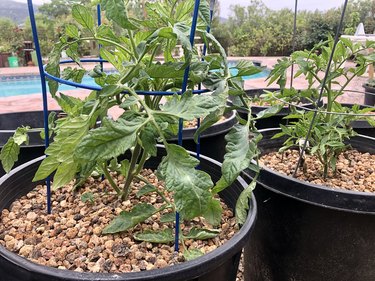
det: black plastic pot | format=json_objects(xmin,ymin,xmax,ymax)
[
  {"xmin": 242, "ymin": 128, "xmax": 375, "ymax": 281},
  {"xmin": 0, "ymin": 145, "xmax": 257, "ymax": 281},
  {"xmin": 170, "ymin": 111, "xmax": 237, "ymax": 162},
  {"xmin": 0, "ymin": 111, "xmax": 60, "ymax": 177},
  {"xmin": 229, "ymin": 88, "xmax": 313, "ymax": 129},
  {"xmin": 363, "ymin": 83, "xmax": 375, "ymax": 106}
]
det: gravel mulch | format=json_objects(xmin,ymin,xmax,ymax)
[
  {"xmin": 0, "ymin": 169, "xmax": 240, "ymax": 273},
  {"xmin": 260, "ymin": 149, "xmax": 375, "ymax": 192}
]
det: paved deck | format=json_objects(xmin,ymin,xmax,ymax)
[{"xmin": 0, "ymin": 57, "xmax": 370, "ymax": 116}]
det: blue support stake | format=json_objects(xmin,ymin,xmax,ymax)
[
  {"xmin": 27, "ymin": 0, "xmax": 52, "ymax": 214},
  {"xmin": 175, "ymin": 0, "xmax": 202, "ymax": 253},
  {"xmin": 97, "ymin": 4, "xmax": 103, "ymax": 72}
]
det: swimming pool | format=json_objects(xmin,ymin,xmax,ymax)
[{"xmin": 0, "ymin": 67, "xmax": 269, "ymax": 98}]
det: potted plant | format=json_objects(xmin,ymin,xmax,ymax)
[
  {"xmin": 242, "ymin": 38, "xmax": 375, "ymax": 281},
  {"xmin": 0, "ymin": 1, "xmax": 261, "ymax": 280}
]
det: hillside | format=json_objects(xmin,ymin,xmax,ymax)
[{"xmin": 0, "ymin": 0, "xmax": 39, "ymax": 24}]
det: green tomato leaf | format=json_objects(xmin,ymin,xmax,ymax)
[
  {"xmin": 184, "ymin": 227, "xmax": 220, "ymax": 240},
  {"xmin": 215, "ymin": 124, "xmax": 260, "ymax": 191},
  {"xmin": 160, "ymin": 212, "xmax": 176, "ymax": 223},
  {"xmin": 134, "ymin": 229, "xmax": 174, "ymax": 244},
  {"xmin": 136, "ymin": 184, "xmax": 157, "ymax": 198},
  {"xmin": 0, "ymin": 138, "xmax": 20, "ymax": 173},
  {"xmin": 72, "ymin": 5, "xmax": 94, "ymax": 31},
  {"xmin": 235, "ymin": 180, "xmax": 256, "ymax": 225},
  {"xmin": 103, "ymin": 203, "xmax": 156, "ymax": 234},
  {"xmin": 160, "ymin": 92, "xmax": 220, "ymax": 121},
  {"xmin": 52, "ymin": 158, "xmax": 78, "ymax": 190},
  {"xmin": 101, "ymin": 0, "xmax": 139, "ymax": 30},
  {"xmin": 65, "ymin": 24, "xmax": 79, "ymax": 38},
  {"xmin": 81, "ymin": 192, "xmax": 94, "ymax": 204},
  {"xmin": 184, "ymin": 248, "xmax": 204, "ymax": 261},
  {"xmin": 157, "ymin": 144, "xmax": 213, "ymax": 220},
  {"xmin": 75, "ymin": 116, "xmax": 146, "ymax": 162},
  {"xmin": 202, "ymin": 198, "xmax": 222, "ymax": 226},
  {"xmin": 33, "ymin": 156, "xmax": 59, "ymax": 181},
  {"xmin": 256, "ymin": 104, "xmax": 283, "ymax": 119},
  {"xmin": 13, "ymin": 127, "xmax": 29, "ymax": 145}
]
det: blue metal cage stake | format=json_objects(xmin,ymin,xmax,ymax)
[{"xmin": 27, "ymin": 0, "xmax": 52, "ymax": 214}]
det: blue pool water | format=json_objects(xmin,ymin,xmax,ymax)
[{"xmin": 0, "ymin": 67, "xmax": 269, "ymax": 98}]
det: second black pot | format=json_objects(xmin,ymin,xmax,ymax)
[{"xmin": 242, "ymin": 128, "xmax": 375, "ymax": 281}]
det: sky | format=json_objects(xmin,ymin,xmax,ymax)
[{"xmin": 17, "ymin": 0, "xmax": 345, "ymax": 18}]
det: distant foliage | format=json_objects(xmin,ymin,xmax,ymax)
[{"xmin": 213, "ymin": 0, "xmax": 375, "ymax": 56}]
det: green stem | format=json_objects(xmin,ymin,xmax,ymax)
[
  {"xmin": 135, "ymin": 174, "xmax": 174, "ymax": 207},
  {"xmin": 134, "ymin": 149, "xmax": 149, "ymax": 176},
  {"xmin": 128, "ymin": 29, "xmax": 139, "ymax": 60},
  {"xmin": 101, "ymin": 163, "xmax": 121, "ymax": 195},
  {"xmin": 122, "ymin": 143, "xmax": 142, "ymax": 200}
]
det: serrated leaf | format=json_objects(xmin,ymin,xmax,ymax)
[
  {"xmin": 184, "ymin": 249, "xmax": 204, "ymax": 261},
  {"xmin": 160, "ymin": 212, "xmax": 176, "ymax": 223},
  {"xmin": 75, "ymin": 116, "xmax": 146, "ymax": 162},
  {"xmin": 103, "ymin": 203, "xmax": 156, "ymax": 234},
  {"xmin": 256, "ymin": 104, "xmax": 283, "ymax": 119},
  {"xmin": 72, "ymin": 5, "xmax": 94, "ymax": 31},
  {"xmin": 81, "ymin": 192, "xmax": 94, "ymax": 204},
  {"xmin": 52, "ymin": 159, "xmax": 78, "ymax": 190},
  {"xmin": 136, "ymin": 184, "xmax": 157, "ymax": 198},
  {"xmin": 134, "ymin": 229, "xmax": 174, "ymax": 243},
  {"xmin": 184, "ymin": 227, "xmax": 220, "ymax": 240},
  {"xmin": 236, "ymin": 180, "xmax": 256, "ymax": 225},
  {"xmin": 202, "ymin": 198, "xmax": 222, "ymax": 226},
  {"xmin": 0, "ymin": 138, "xmax": 20, "ymax": 173},
  {"xmin": 101, "ymin": 0, "xmax": 139, "ymax": 30},
  {"xmin": 120, "ymin": 96, "xmax": 138, "ymax": 109},
  {"xmin": 13, "ymin": 127, "xmax": 29, "ymax": 145},
  {"xmin": 33, "ymin": 156, "xmax": 59, "ymax": 181},
  {"xmin": 65, "ymin": 24, "xmax": 79, "ymax": 38},
  {"xmin": 216, "ymin": 124, "xmax": 259, "ymax": 190},
  {"xmin": 157, "ymin": 144, "xmax": 213, "ymax": 220},
  {"xmin": 160, "ymin": 92, "xmax": 220, "ymax": 121}
]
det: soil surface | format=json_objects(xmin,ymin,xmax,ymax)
[
  {"xmin": 260, "ymin": 149, "xmax": 375, "ymax": 192},
  {"xmin": 0, "ymin": 169, "xmax": 239, "ymax": 273}
]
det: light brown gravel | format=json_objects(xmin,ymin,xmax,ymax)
[
  {"xmin": 260, "ymin": 149, "xmax": 375, "ymax": 192},
  {"xmin": 0, "ymin": 169, "xmax": 239, "ymax": 273}
]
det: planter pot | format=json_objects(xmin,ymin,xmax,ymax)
[
  {"xmin": 0, "ymin": 111, "xmax": 60, "ymax": 177},
  {"xmin": 0, "ymin": 145, "xmax": 257, "ymax": 281},
  {"xmin": 363, "ymin": 84, "xmax": 375, "ymax": 106},
  {"xmin": 242, "ymin": 128, "xmax": 375, "ymax": 281},
  {"xmin": 170, "ymin": 110, "xmax": 237, "ymax": 162},
  {"xmin": 229, "ymin": 89, "xmax": 313, "ymax": 129}
]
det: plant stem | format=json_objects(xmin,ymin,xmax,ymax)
[
  {"xmin": 135, "ymin": 174, "xmax": 174, "ymax": 208},
  {"xmin": 128, "ymin": 29, "xmax": 139, "ymax": 59},
  {"xmin": 122, "ymin": 143, "xmax": 142, "ymax": 200},
  {"xmin": 101, "ymin": 163, "xmax": 121, "ymax": 195}
]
